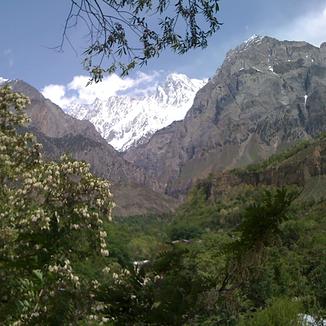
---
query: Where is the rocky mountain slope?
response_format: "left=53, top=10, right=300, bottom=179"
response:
left=63, top=73, right=206, bottom=151
left=209, top=133, right=326, bottom=201
left=8, top=80, right=177, bottom=216
left=124, top=36, right=326, bottom=197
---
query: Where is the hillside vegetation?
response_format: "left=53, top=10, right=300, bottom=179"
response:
left=94, top=134, right=326, bottom=325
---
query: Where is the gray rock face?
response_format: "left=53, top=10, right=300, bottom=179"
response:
left=124, top=36, right=326, bottom=197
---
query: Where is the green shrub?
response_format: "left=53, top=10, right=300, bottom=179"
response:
left=239, top=297, right=303, bottom=326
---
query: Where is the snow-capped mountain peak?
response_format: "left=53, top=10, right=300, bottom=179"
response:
left=62, top=73, right=207, bottom=151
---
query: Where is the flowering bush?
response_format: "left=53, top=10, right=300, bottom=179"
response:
left=0, top=85, right=114, bottom=324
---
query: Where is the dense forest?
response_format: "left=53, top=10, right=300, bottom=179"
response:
left=1, top=86, right=325, bottom=325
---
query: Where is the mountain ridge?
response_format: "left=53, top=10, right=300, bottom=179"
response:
left=3, top=35, right=326, bottom=205
left=124, top=36, right=326, bottom=197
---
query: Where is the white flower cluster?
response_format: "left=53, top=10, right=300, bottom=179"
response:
left=48, top=259, right=80, bottom=288
left=99, top=230, right=109, bottom=256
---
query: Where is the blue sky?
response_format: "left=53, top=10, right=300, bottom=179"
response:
left=1, top=0, right=326, bottom=92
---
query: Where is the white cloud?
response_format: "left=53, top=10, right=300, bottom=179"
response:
left=275, top=4, right=326, bottom=46
left=42, top=84, right=72, bottom=108
left=0, top=77, right=8, bottom=84
left=42, top=72, right=160, bottom=108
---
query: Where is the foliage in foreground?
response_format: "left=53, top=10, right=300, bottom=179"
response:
left=0, top=86, right=114, bottom=324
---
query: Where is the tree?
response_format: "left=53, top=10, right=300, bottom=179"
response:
left=0, top=85, right=114, bottom=324
left=61, top=0, right=222, bottom=82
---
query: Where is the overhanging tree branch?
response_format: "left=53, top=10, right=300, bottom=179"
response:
left=60, top=0, right=222, bottom=82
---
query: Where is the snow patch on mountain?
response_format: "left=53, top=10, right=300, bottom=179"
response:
left=54, top=73, right=206, bottom=151
left=244, top=34, right=263, bottom=46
